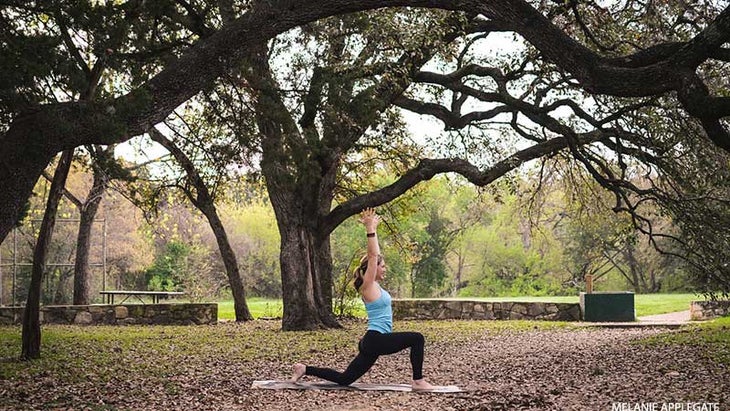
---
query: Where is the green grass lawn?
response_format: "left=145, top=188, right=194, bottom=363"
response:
left=218, top=297, right=284, bottom=320
left=217, top=293, right=706, bottom=320
left=639, top=316, right=730, bottom=365
left=632, top=293, right=706, bottom=316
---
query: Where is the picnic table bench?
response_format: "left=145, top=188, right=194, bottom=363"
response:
left=100, top=290, right=185, bottom=305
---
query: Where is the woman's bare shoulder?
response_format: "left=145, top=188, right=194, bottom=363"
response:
left=360, top=282, right=382, bottom=304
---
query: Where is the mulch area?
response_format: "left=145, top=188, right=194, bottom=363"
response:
left=236, top=327, right=728, bottom=410
left=1, top=323, right=727, bottom=410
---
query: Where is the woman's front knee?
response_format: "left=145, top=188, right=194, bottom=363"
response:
left=412, top=332, right=425, bottom=346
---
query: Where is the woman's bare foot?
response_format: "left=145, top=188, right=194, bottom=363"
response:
left=412, top=378, right=436, bottom=391
left=291, top=363, right=306, bottom=383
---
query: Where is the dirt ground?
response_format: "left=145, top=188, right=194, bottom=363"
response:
left=229, top=327, right=728, bottom=410
left=1, top=323, right=727, bottom=411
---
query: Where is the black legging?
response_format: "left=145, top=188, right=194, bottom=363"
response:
left=305, top=330, right=425, bottom=386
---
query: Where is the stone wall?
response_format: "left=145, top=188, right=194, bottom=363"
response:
left=392, top=299, right=581, bottom=321
left=0, top=303, right=217, bottom=326
left=690, top=300, right=730, bottom=321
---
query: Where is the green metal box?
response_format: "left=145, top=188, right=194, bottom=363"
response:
left=580, top=292, right=635, bottom=322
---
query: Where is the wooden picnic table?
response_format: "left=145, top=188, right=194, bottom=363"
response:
left=100, top=290, right=185, bottom=305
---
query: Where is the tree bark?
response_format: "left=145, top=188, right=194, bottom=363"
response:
left=148, top=128, right=253, bottom=321
left=311, top=232, right=340, bottom=327
left=243, top=41, right=342, bottom=330
left=273, top=207, right=340, bottom=331
left=73, top=167, right=107, bottom=305
left=0, top=113, right=61, bottom=243
left=277, top=220, right=321, bottom=330
left=22, top=149, right=73, bottom=360
left=202, top=203, right=254, bottom=321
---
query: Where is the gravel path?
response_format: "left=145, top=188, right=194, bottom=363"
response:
left=638, top=310, right=691, bottom=323
left=237, top=326, right=728, bottom=411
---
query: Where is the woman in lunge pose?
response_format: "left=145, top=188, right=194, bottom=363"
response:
left=291, top=208, right=435, bottom=390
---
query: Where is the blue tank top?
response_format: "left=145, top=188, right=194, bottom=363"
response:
left=364, top=285, right=392, bottom=334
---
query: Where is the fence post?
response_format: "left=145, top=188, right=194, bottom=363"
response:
left=585, top=274, right=593, bottom=294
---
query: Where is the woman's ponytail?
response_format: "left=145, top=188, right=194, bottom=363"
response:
left=352, top=254, right=382, bottom=291
left=353, top=258, right=368, bottom=291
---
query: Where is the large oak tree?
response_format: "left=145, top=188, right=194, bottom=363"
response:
left=2, top=0, right=729, bottom=241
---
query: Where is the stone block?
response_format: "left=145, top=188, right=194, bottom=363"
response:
left=153, top=315, right=171, bottom=324
left=471, top=310, right=487, bottom=320
left=74, top=311, right=93, bottom=325
left=528, top=303, right=547, bottom=317
left=445, top=301, right=462, bottom=311
left=104, top=310, right=116, bottom=324
left=690, top=310, right=705, bottom=321
left=417, top=308, right=432, bottom=318
left=115, top=306, right=128, bottom=319
left=384, top=299, right=579, bottom=322
left=90, top=311, right=105, bottom=322
left=562, top=305, right=581, bottom=321
left=128, top=305, right=145, bottom=317
left=509, top=311, right=525, bottom=320
left=513, top=304, right=528, bottom=315
left=89, top=305, right=104, bottom=314
left=690, top=301, right=730, bottom=321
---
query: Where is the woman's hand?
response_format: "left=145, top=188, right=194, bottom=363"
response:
left=359, top=208, right=380, bottom=232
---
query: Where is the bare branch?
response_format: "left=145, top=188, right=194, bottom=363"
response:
left=322, top=132, right=602, bottom=235
left=41, top=170, right=83, bottom=208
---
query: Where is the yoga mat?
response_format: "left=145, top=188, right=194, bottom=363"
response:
left=251, top=380, right=464, bottom=393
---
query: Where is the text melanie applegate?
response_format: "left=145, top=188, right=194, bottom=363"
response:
left=611, top=403, right=721, bottom=411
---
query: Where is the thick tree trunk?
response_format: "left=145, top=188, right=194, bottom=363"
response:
left=0, top=116, right=60, bottom=242
left=201, top=204, right=254, bottom=321
left=269, top=189, right=340, bottom=331
left=22, top=150, right=73, bottom=360
left=278, top=223, right=323, bottom=330
left=312, top=237, right=339, bottom=327
left=73, top=170, right=107, bottom=305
